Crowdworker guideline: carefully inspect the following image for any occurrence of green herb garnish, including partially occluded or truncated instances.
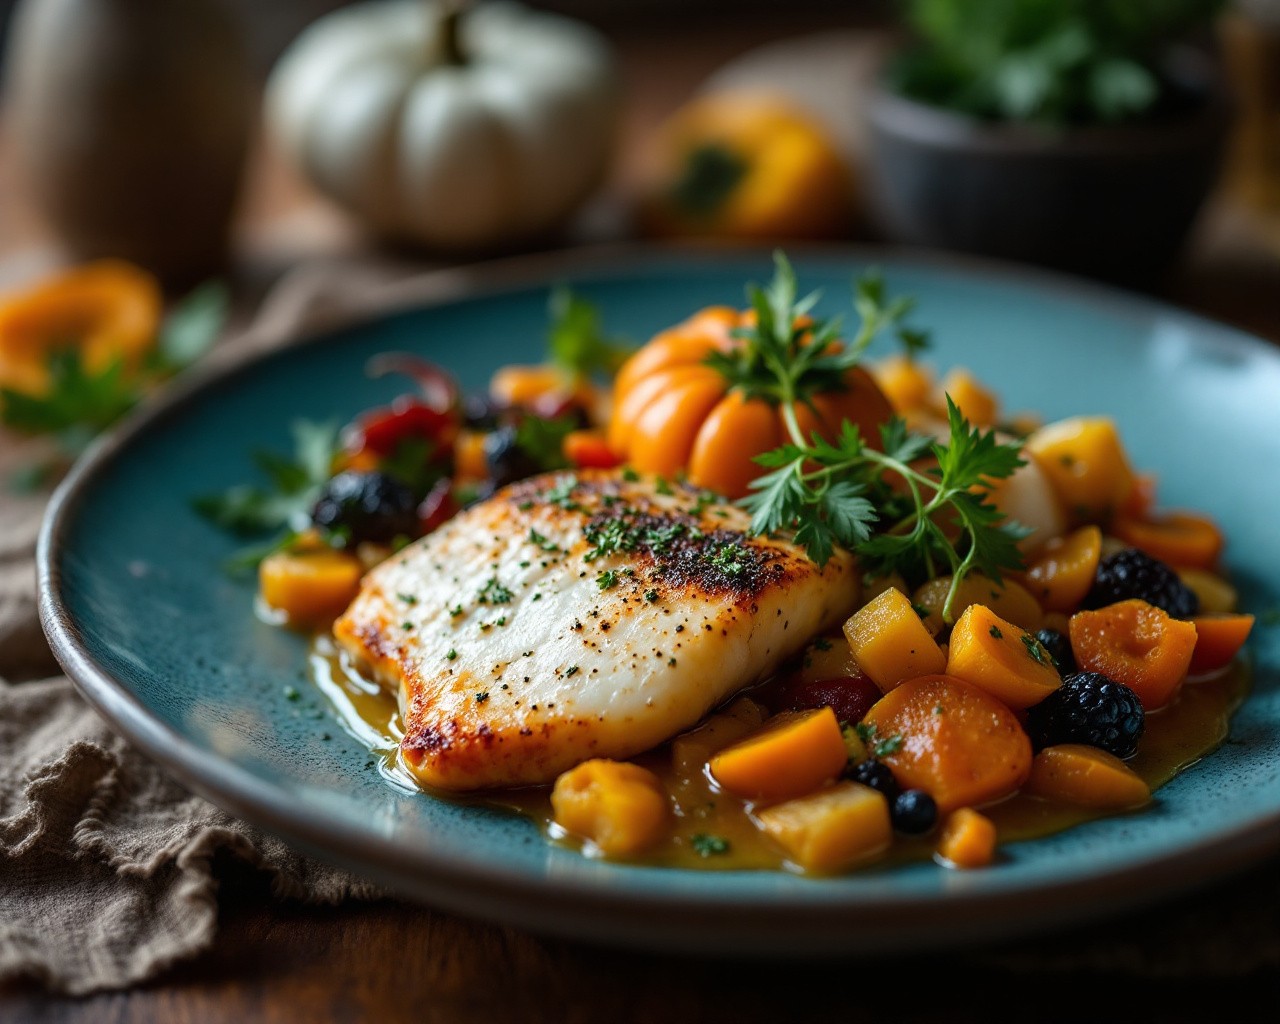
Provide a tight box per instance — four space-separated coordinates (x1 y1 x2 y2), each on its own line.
690 833 731 858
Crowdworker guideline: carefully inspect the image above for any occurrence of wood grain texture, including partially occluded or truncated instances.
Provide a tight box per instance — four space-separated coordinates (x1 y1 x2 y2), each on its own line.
4 855 1280 1023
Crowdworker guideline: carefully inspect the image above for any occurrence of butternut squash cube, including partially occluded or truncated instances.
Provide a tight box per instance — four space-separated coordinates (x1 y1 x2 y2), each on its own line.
709 707 847 802
937 368 998 427
259 548 364 627
844 587 946 692
551 759 670 857
872 354 934 414
1024 417 1135 525
670 697 767 775
1024 744 1151 809
936 808 998 869
755 781 892 872
946 604 1062 709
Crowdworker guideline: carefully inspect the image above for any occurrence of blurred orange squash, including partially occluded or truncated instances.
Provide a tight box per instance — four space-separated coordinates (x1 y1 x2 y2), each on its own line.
0 260 161 396
640 93 854 241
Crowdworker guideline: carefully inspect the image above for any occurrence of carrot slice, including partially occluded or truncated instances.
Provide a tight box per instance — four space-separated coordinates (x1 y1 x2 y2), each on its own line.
1188 614 1254 676
935 808 997 869
1113 511 1224 570
945 604 1062 709
709 707 847 802
1022 525 1102 613
1024 744 1151 809
862 674 1032 814
1068 599 1198 710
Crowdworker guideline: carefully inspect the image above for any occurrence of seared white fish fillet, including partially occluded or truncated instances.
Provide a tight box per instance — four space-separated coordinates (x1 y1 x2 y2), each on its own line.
334 470 858 791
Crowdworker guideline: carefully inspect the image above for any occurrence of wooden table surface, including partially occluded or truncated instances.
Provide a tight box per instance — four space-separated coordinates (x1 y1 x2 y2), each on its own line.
3 12 1280 1023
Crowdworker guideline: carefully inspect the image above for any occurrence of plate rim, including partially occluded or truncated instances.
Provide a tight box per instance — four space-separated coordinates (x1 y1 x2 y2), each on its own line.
36 241 1280 952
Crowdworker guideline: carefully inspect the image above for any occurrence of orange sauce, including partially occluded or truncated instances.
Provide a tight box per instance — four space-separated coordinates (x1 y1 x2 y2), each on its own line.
309 635 1249 872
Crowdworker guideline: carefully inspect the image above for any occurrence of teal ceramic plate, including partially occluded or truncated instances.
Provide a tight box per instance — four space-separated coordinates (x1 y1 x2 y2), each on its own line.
38 247 1280 953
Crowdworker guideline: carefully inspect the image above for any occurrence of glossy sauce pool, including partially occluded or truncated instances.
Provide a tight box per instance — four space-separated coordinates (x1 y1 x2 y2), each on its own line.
310 636 1250 872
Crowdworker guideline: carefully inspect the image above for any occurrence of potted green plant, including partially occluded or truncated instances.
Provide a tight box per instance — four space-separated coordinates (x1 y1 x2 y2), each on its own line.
866 0 1231 283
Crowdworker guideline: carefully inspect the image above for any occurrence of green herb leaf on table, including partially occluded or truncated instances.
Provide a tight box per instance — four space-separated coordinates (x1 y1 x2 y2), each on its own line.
155 280 230 372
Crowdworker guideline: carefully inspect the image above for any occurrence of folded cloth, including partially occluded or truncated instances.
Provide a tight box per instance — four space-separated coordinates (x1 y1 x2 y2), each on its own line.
0 261 422 996
1 257 1277 997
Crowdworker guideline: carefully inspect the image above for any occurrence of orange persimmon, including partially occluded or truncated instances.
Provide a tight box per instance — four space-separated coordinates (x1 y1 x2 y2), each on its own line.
1188 614 1254 676
862 674 1033 814
608 301 893 498
709 707 847 802
1069 599 1198 710
0 260 161 397
1112 511 1224 571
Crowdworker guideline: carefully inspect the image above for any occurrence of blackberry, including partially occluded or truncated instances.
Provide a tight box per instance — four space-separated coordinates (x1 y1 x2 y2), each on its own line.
311 471 419 546
1026 672 1145 758
892 790 938 835
483 426 543 488
1084 548 1199 619
1035 628 1076 676
846 759 900 801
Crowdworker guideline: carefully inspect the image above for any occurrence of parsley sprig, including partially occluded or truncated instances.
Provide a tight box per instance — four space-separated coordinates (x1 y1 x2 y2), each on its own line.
705 252 927 409
546 286 633 381
736 256 1027 623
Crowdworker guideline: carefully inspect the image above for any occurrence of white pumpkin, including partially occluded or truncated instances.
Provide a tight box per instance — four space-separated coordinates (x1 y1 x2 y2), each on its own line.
267 0 618 250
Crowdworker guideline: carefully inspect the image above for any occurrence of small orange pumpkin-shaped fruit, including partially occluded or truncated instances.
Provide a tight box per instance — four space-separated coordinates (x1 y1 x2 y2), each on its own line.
608 302 893 499
640 93 854 241
0 260 161 397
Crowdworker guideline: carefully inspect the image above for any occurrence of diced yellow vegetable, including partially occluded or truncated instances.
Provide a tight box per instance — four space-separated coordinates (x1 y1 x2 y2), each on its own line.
913 572 1044 635
1025 417 1135 525
936 808 998 869
844 586 947 692
1023 744 1151 809
670 697 767 775
793 635 860 684
945 604 1062 709
259 548 364 626
709 707 847 802
551 759 670 856
755 781 892 872
937 368 998 427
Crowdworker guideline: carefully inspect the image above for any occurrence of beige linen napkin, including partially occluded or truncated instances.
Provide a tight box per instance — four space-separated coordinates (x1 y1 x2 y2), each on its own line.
2 258 1278 996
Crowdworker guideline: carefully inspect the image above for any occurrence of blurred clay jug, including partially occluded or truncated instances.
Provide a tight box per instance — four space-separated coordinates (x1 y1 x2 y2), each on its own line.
4 0 255 287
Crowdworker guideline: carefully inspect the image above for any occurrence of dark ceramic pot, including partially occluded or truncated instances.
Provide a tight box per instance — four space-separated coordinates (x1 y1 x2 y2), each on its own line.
865 52 1232 284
